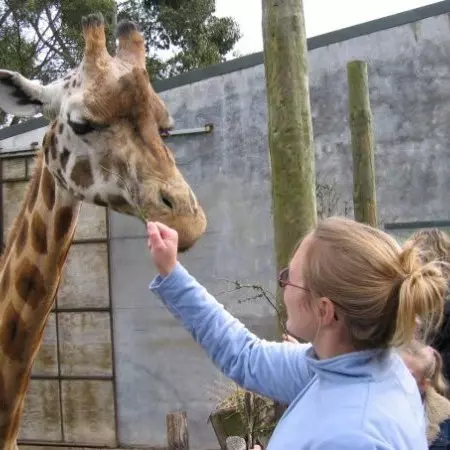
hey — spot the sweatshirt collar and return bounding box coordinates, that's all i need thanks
[304,346,393,380]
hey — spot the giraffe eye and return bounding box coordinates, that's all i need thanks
[68,116,108,135]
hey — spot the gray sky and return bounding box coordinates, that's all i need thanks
[215,0,441,56]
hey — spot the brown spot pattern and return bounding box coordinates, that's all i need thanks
[44,146,49,165]
[31,213,47,254]
[116,158,128,182]
[108,194,130,210]
[16,217,28,257]
[50,134,57,160]
[0,371,9,412]
[93,194,108,207]
[0,303,29,360]
[60,147,70,171]
[54,207,74,242]
[71,159,93,188]
[58,123,64,134]
[28,165,41,212]
[99,154,112,179]
[0,263,10,298]
[15,257,47,310]
[43,130,51,147]
[55,169,68,189]
[42,167,56,211]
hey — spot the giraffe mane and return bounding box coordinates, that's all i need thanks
[0,150,44,271]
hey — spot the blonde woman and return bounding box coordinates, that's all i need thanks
[146,217,447,450]
[400,341,450,448]
[403,228,450,274]
[403,228,450,381]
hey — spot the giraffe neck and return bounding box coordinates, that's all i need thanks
[0,150,81,450]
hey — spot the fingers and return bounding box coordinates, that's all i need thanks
[282,333,297,344]
[154,221,178,239]
[147,221,164,249]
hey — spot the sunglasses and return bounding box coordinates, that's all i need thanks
[277,267,309,292]
[278,267,338,320]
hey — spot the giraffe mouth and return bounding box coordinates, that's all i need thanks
[159,127,172,137]
[178,245,190,253]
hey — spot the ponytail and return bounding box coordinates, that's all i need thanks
[393,247,447,347]
[301,217,447,350]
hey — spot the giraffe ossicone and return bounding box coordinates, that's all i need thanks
[0,12,207,450]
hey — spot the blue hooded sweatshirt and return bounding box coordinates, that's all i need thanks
[149,263,427,450]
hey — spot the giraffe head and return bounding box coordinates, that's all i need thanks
[0,13,207,251]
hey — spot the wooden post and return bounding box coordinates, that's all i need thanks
[167,411,189,450]
[347,60,378,227]
[262,0,317,329]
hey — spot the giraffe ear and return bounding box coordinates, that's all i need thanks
[0,70,48,117]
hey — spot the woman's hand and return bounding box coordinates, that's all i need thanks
[282,333,299,344]
[146,221,178,276]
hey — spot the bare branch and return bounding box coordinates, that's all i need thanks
[44,6,75,66]
[31,47,56,77]
[214,278,288,335]
[28,16,56,72]
[29,17,68,63]
[0,9,11,28]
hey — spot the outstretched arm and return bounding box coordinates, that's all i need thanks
[150,262,313,404]
[147,222,315,405]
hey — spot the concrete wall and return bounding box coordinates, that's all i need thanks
[109,62,278,448]
[2,2,450,449]
[309,16,450,224]
[109,9,450,449]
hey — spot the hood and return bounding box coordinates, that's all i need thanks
[426,387,450,444]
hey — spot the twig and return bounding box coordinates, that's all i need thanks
[29,16,68,62]
[237,293,264,304]
[215,278,288,335]
[0,10,11,29]
[44,6,76,66]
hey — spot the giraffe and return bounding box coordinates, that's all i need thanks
[0,13,207,450]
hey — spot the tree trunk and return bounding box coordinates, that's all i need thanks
[261,0,317,328]
[347,60,378,227]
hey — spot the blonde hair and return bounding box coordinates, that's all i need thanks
[403,228,450,278]
[401,340,449,397]
[302,217,447,350]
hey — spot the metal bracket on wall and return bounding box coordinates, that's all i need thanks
[161,122,214,137]
[0,123,215,157]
